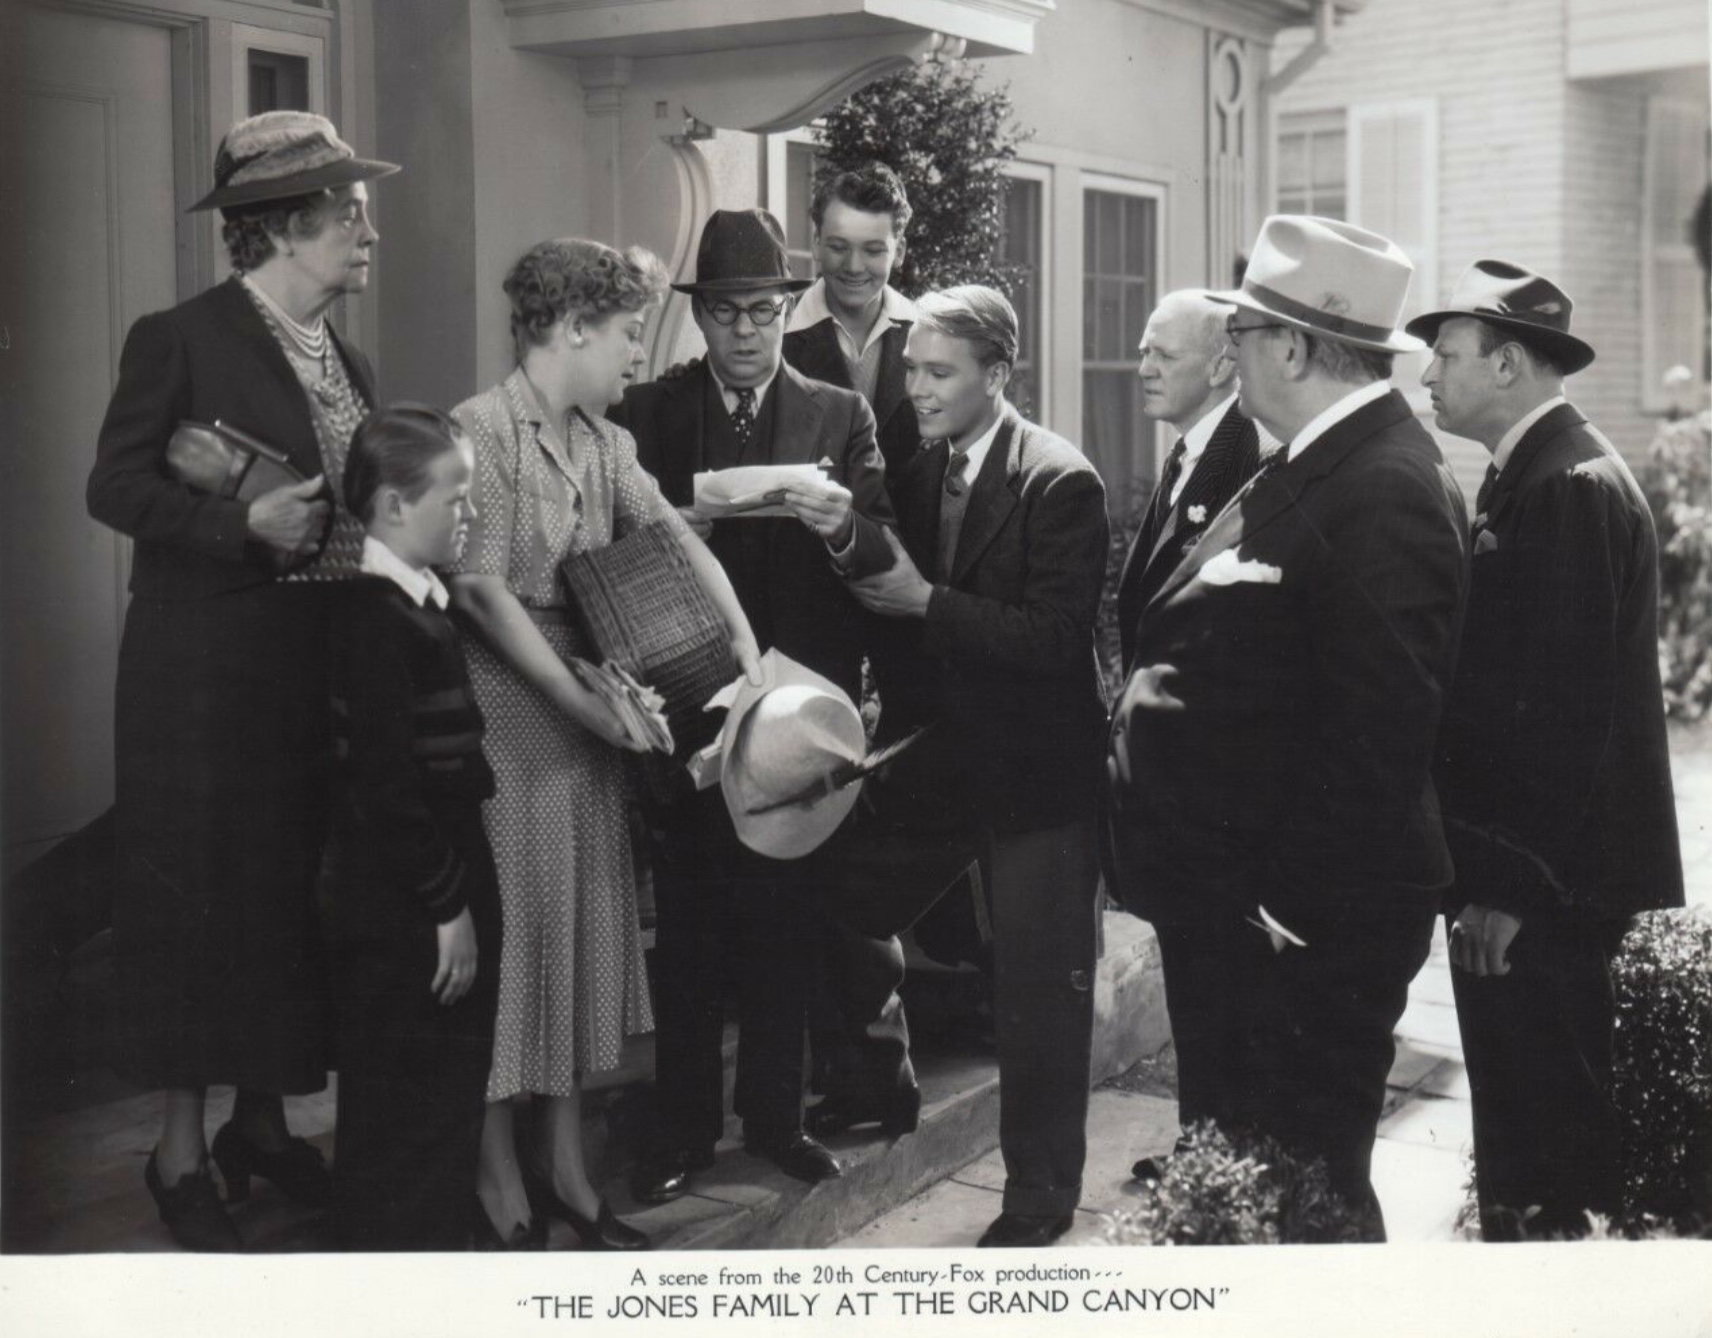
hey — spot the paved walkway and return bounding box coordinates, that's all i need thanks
[840,725,1712,1247]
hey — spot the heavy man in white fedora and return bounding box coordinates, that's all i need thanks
[1105,216,1470,1238]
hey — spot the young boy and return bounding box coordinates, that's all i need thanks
[328,403,501,1250]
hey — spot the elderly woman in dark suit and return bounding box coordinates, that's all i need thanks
[86,111,398,1251]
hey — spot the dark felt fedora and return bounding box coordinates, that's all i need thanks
[671,209,813,296]
[1405,260,1595,374]
[191,111,400,213]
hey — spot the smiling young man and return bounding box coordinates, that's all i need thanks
[822,285,1110,1248]
[784,162,921,479]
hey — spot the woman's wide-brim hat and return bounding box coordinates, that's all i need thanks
[671,208,814,296]
[191,110,400,213]
[718,650,865,861]
[1211,214,1425,354]
[1404,260,1596,374]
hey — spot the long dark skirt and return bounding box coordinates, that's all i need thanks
[111,582,331,1094]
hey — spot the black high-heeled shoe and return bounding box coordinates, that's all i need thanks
[522,1167,651,1251]
[467,1195,547,1251]
[210,1121,331,1207]
[145,1151,243,1252]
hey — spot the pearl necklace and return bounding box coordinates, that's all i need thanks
[243,276,328,363]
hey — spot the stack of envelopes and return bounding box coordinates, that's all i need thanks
[566,658,674,753]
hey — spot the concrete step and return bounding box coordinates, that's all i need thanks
[588,910,1166,1252]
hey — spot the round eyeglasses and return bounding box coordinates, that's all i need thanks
[1225,316,1291,345]
[702,297,790,327]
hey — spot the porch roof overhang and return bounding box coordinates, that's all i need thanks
[503,1,1055,63]
[505,0,1056,133]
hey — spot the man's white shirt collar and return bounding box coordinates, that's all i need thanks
[361,535,449,610]
[787,280,917,359]
[710,365,779,416]
[1287,379,1391,461]
[1168,393,1238,504]
[950,409,1005,482]
[1492,395,1566,472]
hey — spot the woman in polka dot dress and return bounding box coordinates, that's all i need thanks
[449,239,759,1249]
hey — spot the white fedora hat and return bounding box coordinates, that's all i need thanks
[718,651,866,860]
[1212,214,1424,354]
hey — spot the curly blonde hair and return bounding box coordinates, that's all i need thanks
[503,238,669,361]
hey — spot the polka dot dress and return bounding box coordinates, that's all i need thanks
[450,372,688,1099]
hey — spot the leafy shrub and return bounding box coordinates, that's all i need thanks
[1613,907,1712,1229]
[1459,908,1712,1238]
[1637,413,1712,720]
[1102,1122,1373,1246]
[812,59,1030,298]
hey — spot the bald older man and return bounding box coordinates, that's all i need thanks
[1109,291,1262,1183]
[1114,290,1264,674]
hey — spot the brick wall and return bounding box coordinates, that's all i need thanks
[1276,0,1665,467]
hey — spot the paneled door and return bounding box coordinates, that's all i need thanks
[0,2,180,871]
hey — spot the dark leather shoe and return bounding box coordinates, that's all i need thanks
[806,1084,922,1139]
[522,1168,650,1251]
[631,1147,716,1205]
[977,1211,1075,1248]
[746,1129,843,1184]
[1131,1155,1167,1183]
[145,1152,243,1252]
[467,1196,547,1251]
[210,1121,330,1207]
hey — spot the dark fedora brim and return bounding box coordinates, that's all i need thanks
[671,276,814,296]
[1404,307,1595,374]
[190,157,401,213]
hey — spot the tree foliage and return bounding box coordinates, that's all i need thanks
[812,59,1031,298]
[1638,412,1712,719]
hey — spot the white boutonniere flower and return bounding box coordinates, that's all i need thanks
[1196,548,1283,587]
[1186,504,1208,525]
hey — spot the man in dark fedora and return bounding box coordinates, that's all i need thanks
[827,285,1110,1248]
[1107,216,1470,1238]
[1413,261,1684,1239]
[610,208,895,1200]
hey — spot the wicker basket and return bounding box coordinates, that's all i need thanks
[558,519,736,769]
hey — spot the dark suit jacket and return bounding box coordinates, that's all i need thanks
[869,406,1110,834]
[784,304,920,481]
[1111,388,1470,933]
[610,359,894,703]
[1434,403,1683,921]
[1116,399,1261,671]
[87,276,376,601]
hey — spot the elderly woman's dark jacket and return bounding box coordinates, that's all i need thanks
[88,275,374,596]
[85,274,374,1093]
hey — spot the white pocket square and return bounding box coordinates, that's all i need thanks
[1196,549,1282,587]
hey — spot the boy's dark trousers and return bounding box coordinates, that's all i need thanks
[329,822,501,1251]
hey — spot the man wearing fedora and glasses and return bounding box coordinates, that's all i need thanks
[610,208,895,1201]
[1107,216,1469,1238]
[1414,262,1683,1239]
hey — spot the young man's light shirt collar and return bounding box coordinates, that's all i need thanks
[950,408,1005,482]
[788,279,917,360]
[361,534,449,609]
